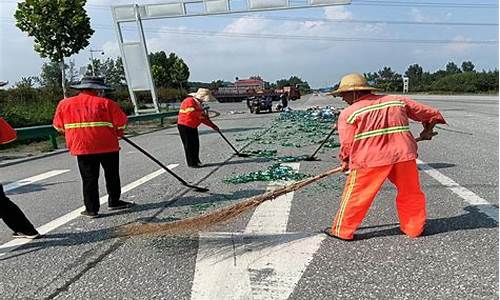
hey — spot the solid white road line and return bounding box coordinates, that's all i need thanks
[0,164,178,256]
[192,163,326,300]
[244,163,300,234]
[417,159,498,223]
[3,170,71,193]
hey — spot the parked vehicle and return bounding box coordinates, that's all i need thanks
[247,95,273,114]
[283,86,301,100]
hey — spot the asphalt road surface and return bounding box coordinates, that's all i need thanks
[0,94,497,299]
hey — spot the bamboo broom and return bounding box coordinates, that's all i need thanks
[115,166,343,237]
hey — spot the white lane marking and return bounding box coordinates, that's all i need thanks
[192,232,324,300]
[0,164,178,256]
[417,159,498,223]
[3,170,71,192]
[245,163,300,234]
[192,163,326,300]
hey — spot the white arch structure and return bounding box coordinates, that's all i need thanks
[112,0,351,114]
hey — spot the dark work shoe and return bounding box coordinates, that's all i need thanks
[12,231,40,239]
[322,227,353,241]
[80,211,99,219]
[108,200,135,211]
[188,164,203,168]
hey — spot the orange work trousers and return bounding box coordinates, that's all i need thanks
[331,159,426,240]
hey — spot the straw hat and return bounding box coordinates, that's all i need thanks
[70,76,113,91]
[189,88,217,102]
[328,73,381,95]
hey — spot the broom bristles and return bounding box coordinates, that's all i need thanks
[115,166,342,237]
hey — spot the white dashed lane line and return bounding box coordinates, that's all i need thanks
[0,165,178,256]
[3,170,71,192]
[417,159,498,223]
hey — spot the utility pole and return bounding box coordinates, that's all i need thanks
[89,48,104,76]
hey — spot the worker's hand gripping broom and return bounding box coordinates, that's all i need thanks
[115,166,342,237]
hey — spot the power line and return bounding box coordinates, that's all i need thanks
[214,14,498,27]
[2,14,497,28]
[2,16,496,45]
[93,24,498,45]
[3,18,494,45]
[3,0,498,9]
[351,0,498,8]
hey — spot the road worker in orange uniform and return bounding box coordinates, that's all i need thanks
[0,118,40,238]
[324,73,446,240]
[177,88,219,168]
[53,77,134,218]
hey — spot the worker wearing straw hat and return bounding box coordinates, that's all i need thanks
[177,88,219,168]
[325,73,446,240]
[53,76,134,219]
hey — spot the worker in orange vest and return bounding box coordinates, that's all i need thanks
[177,88,219,168]
[325,73,446,240]
[0,118,40,239]
[53,77,134,218]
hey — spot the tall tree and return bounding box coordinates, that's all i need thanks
[86,57,125,87]
[461,61,475,73]
[209,80,225,89]
[106,57,126,86]
[15,0,94,97]
[149,51,190,88]
[405,64,423,91]
[445,62,461,75]
[366,67,402,92]
[170,58,190,90]
[39,61,64,88]
[149,51,170,87]
[67,59,79,85]
[15,77,37,89]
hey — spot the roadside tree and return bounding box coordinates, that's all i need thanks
[461,61,475,73]
[15,0,94,97]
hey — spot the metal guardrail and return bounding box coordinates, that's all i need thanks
[14,111,179,150]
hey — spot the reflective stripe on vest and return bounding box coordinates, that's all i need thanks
[179,107,196,114]
[64,122,114,129]
[347,101,405,124]
[354,125,410,141]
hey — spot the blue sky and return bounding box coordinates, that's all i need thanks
[0,0,498,88]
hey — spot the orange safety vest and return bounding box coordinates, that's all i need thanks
[177,97,216,129]
[52,91,128,156]
[337,94,446,170]
[0,117,17,144]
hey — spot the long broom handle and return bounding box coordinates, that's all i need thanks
[217,129,241,155]
[117,166,344,237]
[203,108,241,155]
[309,125,337,158]
[121,136,189,186]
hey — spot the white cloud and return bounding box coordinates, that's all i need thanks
[324,6,353,20]
[1,1,497,88]
[444,36,477,53]
[99,8,402,86]
[410,8,426,22]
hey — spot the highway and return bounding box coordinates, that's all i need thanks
[0,94,497,299]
